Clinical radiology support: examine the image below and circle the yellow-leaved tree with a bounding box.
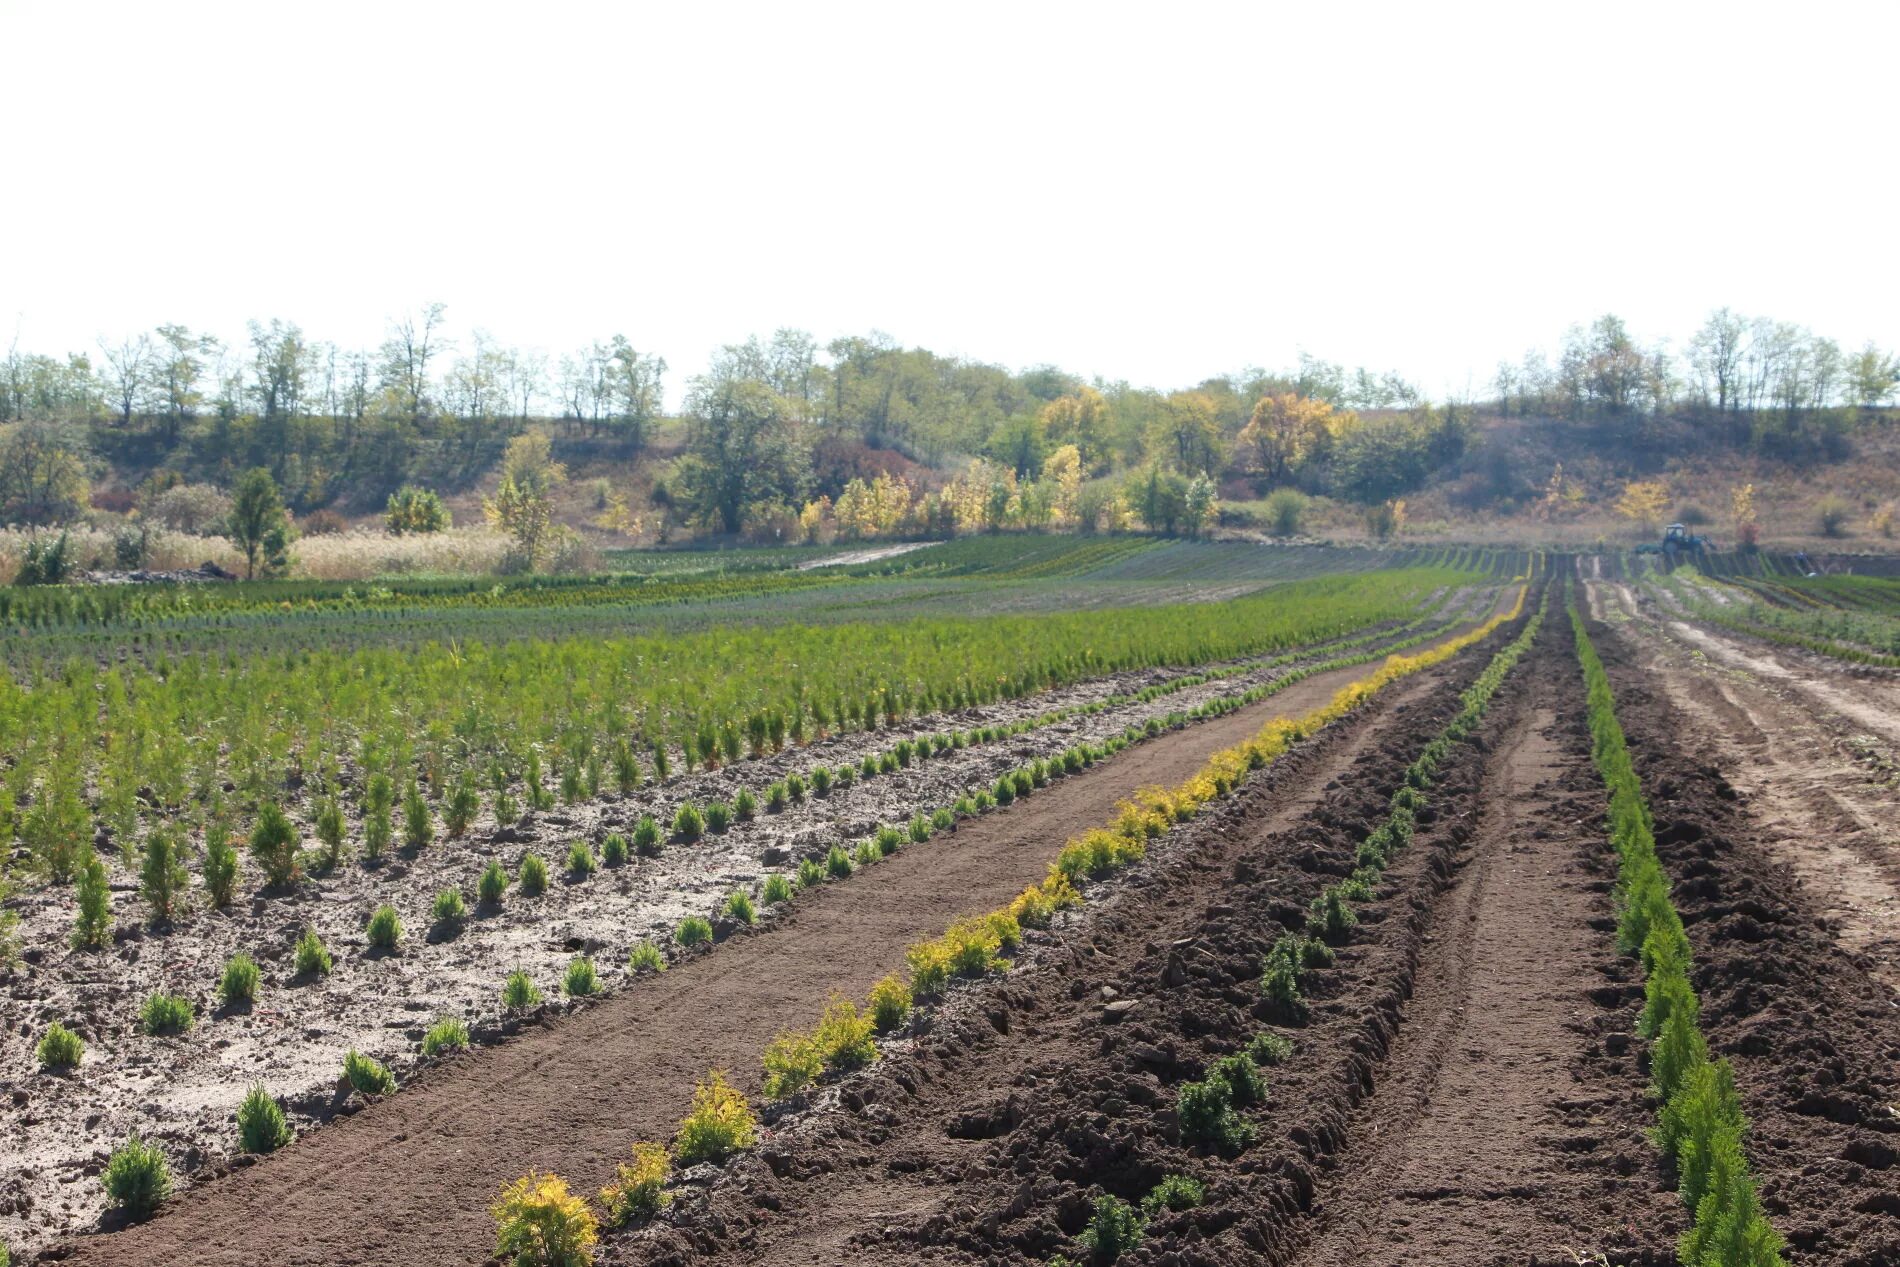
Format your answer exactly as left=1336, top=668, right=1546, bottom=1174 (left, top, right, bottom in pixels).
left=1613, top=480, right=1669, bottom=533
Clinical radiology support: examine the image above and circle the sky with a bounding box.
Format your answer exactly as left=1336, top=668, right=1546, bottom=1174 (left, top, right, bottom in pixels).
left=3, top=0, right=1896, bottom=404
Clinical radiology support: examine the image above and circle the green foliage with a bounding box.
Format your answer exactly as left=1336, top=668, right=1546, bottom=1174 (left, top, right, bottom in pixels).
left=1176, top=1074, right=1252, bottom=1151
left=632, top=815, right=662, bottom=855
left=237, top=1084, right=292, bottom=1153
left=671, top=802, right=704, bottom=842
left=1207, top=1052, right=1266, bottom=1108
left=1076, top=1193, right=1144, bottom=1263
left=401, top=778, right=434, bottom=850
left=627, top=940, right=665, bottom=973
left=703, top=801, right=732, bottom=833
left=826, top=844, right=853, bottom=878
left=869, top=974, right=912, bottom=1032
left=812, top=996, right=877, bottom=1069
left=599, top=832, right=629, bottom=867
left=139, top=825, right=189, bottom=923
left=366, top=903, right=403, bottom=949
left=140, top=991, right=195, bottom=1035
left=1142, top=1173, right=1205, bottom=1216
left=343, top=1048, right=396, bottom=1096
left=599, top=1142, right=671, bottom=1226
left=15, top=531, right=75, bottom=585
left=566, top=840, right=597, bottom=878
left=229, top=468, right=295, bottom=578
left=479, top=859, right=509, bottom=904
left=422, top=1016, right=471, bottom=1056
left=71, top=848, right=114, bottom=949
left=36, top=1021, right=84, bottom=1070
left=445, top=776, right=479, bottom=839
left=101, top=1133, right=171, bottom=1220
left=385, top=484, right=451, bottom=535
left=218, top=952, right=261, bottom=1006
left=731, top=787, right=757, bottom=822
left=761, top=873, right=794, bottom=904
left=503, top=970, right=542, bottom=1010
left=797, top=857, right=825, bottom=888
left=761, top=1031, right=823, bottom=1099
left=249, top=802, right=302, bottom=889
left=313, top=794, right=347, bottom=868
left=676, top=916, right=713, bottom=946
left=519, top=852, right=550, bottom=895
left=362, top=772, right=394, bottom=862
left=1262, top=487, right=1307, bottom=536
left=294, top=927, right=333, bottom=976
left=1245, top=1030, right=1294, bottom=1067
left=563, top=956, right=598, bottom=997
left=432, top=887, right=469, bottom=926
left=673, top=1069, right=758, bottom=1165
left=724, top=890, right=756, bottom=925
left=492, top=1170, right=598, bottom=1267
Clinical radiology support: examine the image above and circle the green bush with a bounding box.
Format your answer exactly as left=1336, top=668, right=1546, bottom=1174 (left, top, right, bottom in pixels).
left=1142, top=1173, right=1205, bottom=1215
left=237, top=1084, right=292, bottom=1153
left=826, top=844, right=854, bottom=878
left=784, top=773, right=808, bottom=803
left=931, top=807, right=955, bottom=831
left=724, top=891, right=756, bottom=925
left=503, top=970, right=542, bottom=1010
left=564, top=956, right=598, bottom=997
left=731, top=788, right=758, bottom=822
left=422, top=1016, right=470, bottom=1056
left=203, top=817, right=239, bottom=908
left=809, top=767, right=832, bottom=797
left=141, top=991, right=195, bottom=1035
left=765, top=782, right=788, bottom=813
left=907, top=814, right=931, bottom=844
left=673, top=1070, right=758, bottom=1165
left=762, top=873, right=794, bottom=904
left=366, top=904, right=403, bottom=949
left=813, top=997, right=877, bottom=1069
left=672, top=803, right=704, bottom=842
left=432, top=887, right=468, bottom=926
left=869, top=974, right=912, bottom=1031
left=1076, top=1193, right=1144, bottom=1263
left=101, top=1133, right=171, bottom=1220
left=1208, top=1052, right=1266, bottom=1107
left=402, top=779, right=434, bottom=850
left=854, top=839, right=881, bottom=867
left=313, top=795, right=347, bottom=869
left=762, top=1031, right=823, bottom=1099
left=343, top=1048, right=395, bottom=1095
left=1177, top=1075, right=1252, bottom=1151
left=479, top=860, right=508, bottom=904
left=519, top=852, right=550, bottom=895
left=874, top=825, right=904, bottom=857
left=632, top=815, right=662, bottom=855
left=249, top=802, right=302, bottom=889
left=993, top=775, right=1016, bottom=806
left=859, top=754, right=878, bottom=778
left=797, top=857, right=826, bottom=888
left=363, top=772, right=394, bottom=861
left=566, top=840, right=597, bottom=878
left=139, top=826, right=189, bottom=924
left=601, top=832, right=629, bottom=866
left=218, top=952, right=261, bottom=1006
left=1246, top=1031, right=1293, bottom=1067
left=1262, top=487, right=1307, bottom=536
left=36, top=1021, right=84, bottom=1070
left=71, top=849, right=113, bottom=949
left=1307, top=889, right=1358, bottom=944
left=676, top=916, right=714, bottom=946
left=599, top=1141, right=672, bottom=1226
left=445, top=776, right=479, bottom=839
left=627, top=940, right=665, bottom=973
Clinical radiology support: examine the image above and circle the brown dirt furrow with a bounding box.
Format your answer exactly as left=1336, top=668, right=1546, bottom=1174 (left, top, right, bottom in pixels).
left=1286, top=636, right=1677, bottom=1267
left=1584, top=610, right=1900, bottom=1267
left=51, top=618, right=1497, bottom=1267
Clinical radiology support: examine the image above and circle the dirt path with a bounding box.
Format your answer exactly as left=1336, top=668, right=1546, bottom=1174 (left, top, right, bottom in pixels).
left=1592, top=578, right=1900, bottom=995
left=55, top=612, right=1508, bottom=1267
left=1287, top=645, right=1676, bottom=1266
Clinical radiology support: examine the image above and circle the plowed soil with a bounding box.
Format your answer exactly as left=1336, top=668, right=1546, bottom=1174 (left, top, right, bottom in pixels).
left=44, top=611, right=1505, bottom=1267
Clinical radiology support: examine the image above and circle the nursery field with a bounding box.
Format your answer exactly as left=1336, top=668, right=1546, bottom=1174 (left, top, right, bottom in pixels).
left=7, top=540, right=1900, bottom=1267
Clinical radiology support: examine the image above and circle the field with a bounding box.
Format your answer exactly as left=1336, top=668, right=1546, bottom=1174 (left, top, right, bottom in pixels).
left=5, top=537, right=1899, bottom=1267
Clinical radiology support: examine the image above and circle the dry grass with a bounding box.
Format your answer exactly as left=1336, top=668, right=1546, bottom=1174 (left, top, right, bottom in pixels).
left=0, top=525, right=516, bottom=583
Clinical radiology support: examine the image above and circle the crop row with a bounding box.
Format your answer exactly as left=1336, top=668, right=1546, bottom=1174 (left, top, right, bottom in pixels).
left=1656, top=570, right=1900, bottom=666
left=1571, top=601, right=1786, bottom=1267
left=0, top=570, right=1471, bottom=886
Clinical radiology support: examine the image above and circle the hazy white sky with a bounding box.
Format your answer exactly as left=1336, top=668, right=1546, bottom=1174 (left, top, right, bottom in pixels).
left=4, top=0, right=1895, bottom=401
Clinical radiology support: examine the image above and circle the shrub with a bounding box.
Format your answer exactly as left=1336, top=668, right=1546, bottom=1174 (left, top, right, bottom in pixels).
left=628, top=940, right=665, bottom=973
left=809, top=767, right=832, bottom=797
left=218, top=952, right=261, bottom=1006
left=363, top=773, right=394, bottom=861
left=854, top=839, right=881, bottom=867
left=813, top=996, right=877, bottom=1070
left=519, top=852, right=550, bottom=896
left=764, top=782, right=788, bottom=813
left=37, top=1021, right=84, bottom=1070
left=826, top=844, right=853, bottom=878
left=249, top=802, right=302, bottom=888
left=385, top=484, right=451, bottom=535
left=797, top=857, right=826, bottom=888
left=907, top=814, right=931, bottom=844
left=492, top=1171, right=598, bottom=1267
left=671, top=803, right=704, bottom=842
left=676, top=916, right=714, bottom=947
left=599, top=1141, right=671, bottom=1226
left=704, top=801, right=732, bottom=834
left=612, top=739, right=642, bottom=794
left=762, top=1031, right=823, bottom=1099
left=762, top=873, right=794, bottom=904
left=833, top=763, right=856, bottom=790
left=673, top=1070, right=758, bottom=1165
left=868, top=973, right=912, bottom=1032
left=1177, top=1075, right=1252, bottom=1151
left=71, top=849, right=114, bottom=949
left=632, top=816, right=662, bottom=856
left=1143, top=1173, right=1205, bottom=1216
left=1263, top=487, right=1307, bottom=536
left=503, top=970, right=543, bottom=1011
left=724, top=891, right=756, bottom=926
left=313, top=795, right=347, bottom=869
left=784, top=773, right=808, bottom=803
left=600, top=833, right=629, bottom=866
left=566, top=840, right=597, bottom=878
left=432, top=887, right=469, bottom=926
left=422, top=1017, right=470, bottom=1056
left=1208, top=1052, right=1267, bottom=1107
left=366, top=904, right=403, bottom=949
left=993, top=775, right=1016, bottom=806
left=1817, top=494, right=1851, bottom=537
left=859, top=754, right=878, bottom=778
left=343, top=1048, right=395, bottom=1096
left=1076, top=1193, right=1144, bottom=1263
left=237, top=1084, right=292, bottom=1154
left=1307, top=889, right=1358, bottom=944
left=479, top=860, right=509, bottom=904
left=878, top=752, right=900, bottom=774
left=202, top=817, right=239, bottom=908
left=564, top=956, right=598, bottom=997
left=100, top=1133, right=171, bottom=1220
left=141, top=991, right=195, bottom=1035
left=874, top=825, right=904, bottom=857
left=731, top=788, right=758, bottom=822
left=446, top=777, right=479, bottom=839
left=931, top=807, right=955, bottom=831
left=1261, top=939, right=1308, bottom=1024
left=139, top=826, right=189, bottom=924
left=402, top=779, right=434, bottom=850
left=1246, top=1031, right=1294, bottom=1067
